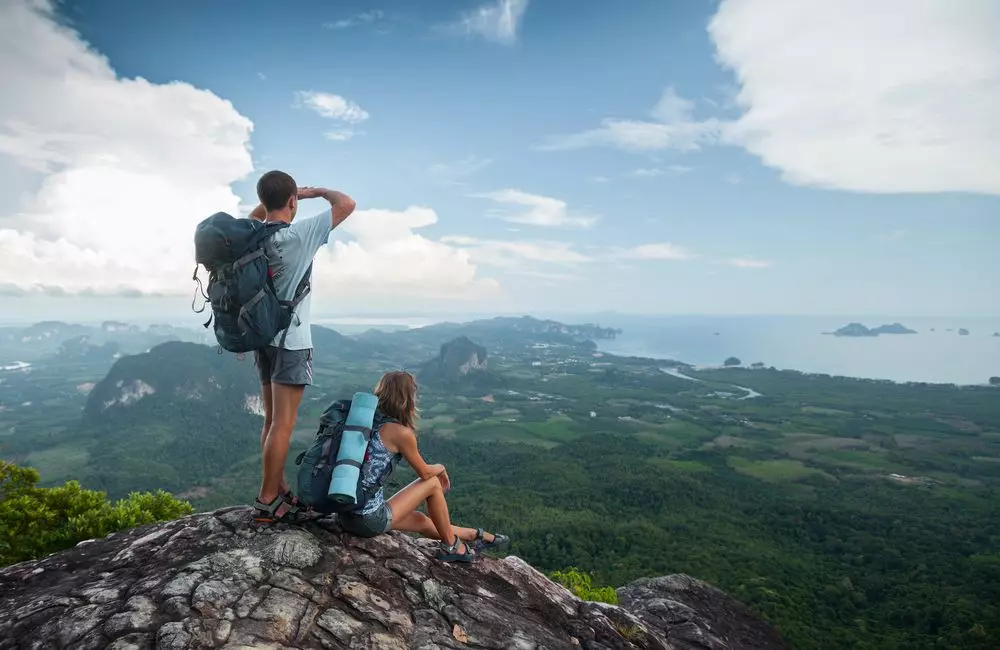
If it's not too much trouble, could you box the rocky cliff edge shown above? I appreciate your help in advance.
[0,507,787,650]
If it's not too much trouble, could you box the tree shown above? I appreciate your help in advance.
[0,461,193,567]
[550,567,618,604]
[724,357,742,367]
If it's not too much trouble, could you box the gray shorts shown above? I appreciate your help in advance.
[254,346,313,386]
[339,503,393,538]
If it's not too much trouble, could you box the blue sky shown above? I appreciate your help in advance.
[1,0,998,322]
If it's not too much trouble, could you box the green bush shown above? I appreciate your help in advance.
[550,567,619,604]
[0,461,193,567]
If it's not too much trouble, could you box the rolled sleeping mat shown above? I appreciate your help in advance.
[327,391,379,504]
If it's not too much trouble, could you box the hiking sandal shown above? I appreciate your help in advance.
[474,528,510,553]
[252,492,301,524]
[438,536,476,563]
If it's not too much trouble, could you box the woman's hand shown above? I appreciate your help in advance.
[438,468,451,494]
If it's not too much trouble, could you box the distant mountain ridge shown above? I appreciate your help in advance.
[0,320,206,360]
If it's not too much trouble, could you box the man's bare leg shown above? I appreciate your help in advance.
[258,382,304,504]
[259,379,274,477]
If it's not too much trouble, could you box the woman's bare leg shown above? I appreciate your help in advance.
[386,476,460,546]
[388,478,500,545]
[392,510,495,543]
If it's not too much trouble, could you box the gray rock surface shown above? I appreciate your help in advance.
[0,507,787,649]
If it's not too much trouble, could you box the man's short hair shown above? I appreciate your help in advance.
[257,170,297,211]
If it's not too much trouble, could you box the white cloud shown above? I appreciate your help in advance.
[472,189,597,228]
[727,257,773,269]
[709,0,1000,195]
[295,91,369,123]
[315,207,498,299]
[324,10,384,30]
[0,0,494,304]
[456,0,529,45]
[537,87,721,152]
[324,129,357,141]
[725,173,743,185]
[590,175,610,183]
[620,243,696,261]
[632,165,694,177]
[257,72,266,81]
[427,156,493,185]
[442,235,592,266]
[0,0,253,296]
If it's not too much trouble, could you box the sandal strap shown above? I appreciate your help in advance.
[254,493,300,518]
[475,528,485,541]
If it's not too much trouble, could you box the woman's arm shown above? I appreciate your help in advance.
[381,423,445,481]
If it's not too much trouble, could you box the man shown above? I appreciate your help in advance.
[248,170,356,523]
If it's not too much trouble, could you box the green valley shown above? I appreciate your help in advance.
[1,316,998,649]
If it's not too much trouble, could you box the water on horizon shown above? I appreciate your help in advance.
[594,316,1000,386]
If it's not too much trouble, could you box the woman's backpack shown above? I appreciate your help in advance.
[192,212,310,353]
[295,398,397,514]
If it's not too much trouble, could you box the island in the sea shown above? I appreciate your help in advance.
[828,322,917,337]
[959,328,970,336]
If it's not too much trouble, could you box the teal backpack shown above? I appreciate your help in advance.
[295,395,398,514]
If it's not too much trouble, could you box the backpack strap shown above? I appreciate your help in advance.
[273,263,313,366]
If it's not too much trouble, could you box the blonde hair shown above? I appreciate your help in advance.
[374,371,419,429]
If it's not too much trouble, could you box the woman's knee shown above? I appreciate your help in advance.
[422,475,445,494]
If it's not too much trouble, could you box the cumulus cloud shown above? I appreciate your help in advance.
[537,87,721,152]
[0,0,493,302]
[316,208,497,299]
[454,0,529,45]
[541,1,1000,196]
[711,0,1000,194]
[472,189,597,228]
[295,91,369,123]
[0,0,253,296]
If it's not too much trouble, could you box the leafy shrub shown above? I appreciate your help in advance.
[550,567,619,604]
[0,461,193,567]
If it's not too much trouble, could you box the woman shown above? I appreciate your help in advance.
[338,371,509,562]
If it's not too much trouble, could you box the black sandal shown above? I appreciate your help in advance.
[474,528,509,553]
[438,536,476,563]
[252,492,302,524]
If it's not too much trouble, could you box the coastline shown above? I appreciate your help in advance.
[596,338,997,388]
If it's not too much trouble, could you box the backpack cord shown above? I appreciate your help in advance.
[191,265,208,314]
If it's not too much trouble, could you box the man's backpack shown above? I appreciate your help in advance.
[295,398,398,514]
[192,212,311,353]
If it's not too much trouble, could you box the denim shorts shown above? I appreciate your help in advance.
[339,503,393,538]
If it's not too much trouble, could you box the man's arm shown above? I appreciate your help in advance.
[249,204,266,222]
[320,189,356,229]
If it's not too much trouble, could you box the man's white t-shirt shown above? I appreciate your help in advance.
[261,210,332,350]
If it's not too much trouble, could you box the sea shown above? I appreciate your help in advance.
[589,315,1000,386]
